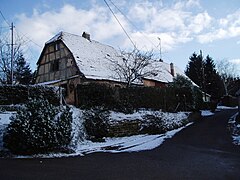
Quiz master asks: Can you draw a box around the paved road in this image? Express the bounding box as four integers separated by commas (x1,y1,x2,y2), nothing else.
0,109,240,179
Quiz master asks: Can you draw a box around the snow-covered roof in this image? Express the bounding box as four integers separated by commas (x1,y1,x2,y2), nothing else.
46,32,187,84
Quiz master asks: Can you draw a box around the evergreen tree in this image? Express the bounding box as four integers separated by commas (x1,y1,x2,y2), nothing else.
3,97,73,155
14,54,33,85
204,56,224,99
185,51,224,100
185,52,204,87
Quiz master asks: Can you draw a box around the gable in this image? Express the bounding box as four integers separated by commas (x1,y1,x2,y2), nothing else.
35,40,80,83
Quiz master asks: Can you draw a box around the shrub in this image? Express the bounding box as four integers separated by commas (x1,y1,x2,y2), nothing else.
140,114,165,135
3,98,72,155
83,107,110,142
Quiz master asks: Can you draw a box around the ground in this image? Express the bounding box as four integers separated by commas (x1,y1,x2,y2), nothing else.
0,108,239,179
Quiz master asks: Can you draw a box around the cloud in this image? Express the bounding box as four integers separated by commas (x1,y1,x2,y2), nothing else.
197,10,240,43
185,0,201,8
14,0,240,59
229,58,240,65
187,11,212,33
16,4,128,50
173,0,201,10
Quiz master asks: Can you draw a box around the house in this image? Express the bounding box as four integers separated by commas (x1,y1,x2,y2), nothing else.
35,31,191,105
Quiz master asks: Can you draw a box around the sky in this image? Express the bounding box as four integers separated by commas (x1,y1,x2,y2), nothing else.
0,0,240,73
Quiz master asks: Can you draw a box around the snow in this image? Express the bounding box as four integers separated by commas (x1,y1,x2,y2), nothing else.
0,107,192,158
0,112,15,149
36,79,62,85
232,135,240,145
45,32,188,84
109,110,188,122
70,106,86,148
0,112,13,125
217,106,238,110
201,110,214,116
228,113,240,146
75,123,192,155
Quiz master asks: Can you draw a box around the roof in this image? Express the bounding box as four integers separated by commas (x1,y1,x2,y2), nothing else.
45,32,187,84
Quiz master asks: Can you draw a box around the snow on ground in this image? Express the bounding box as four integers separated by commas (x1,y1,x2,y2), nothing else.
0,112,15,149
229,113,240,146
74,123,192,155
0,107,192,158
0,112,13,125
201,110,214,116
217,106,238,110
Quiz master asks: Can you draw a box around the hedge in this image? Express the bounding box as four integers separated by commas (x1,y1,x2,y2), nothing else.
0,85,60,105
77,83,202,112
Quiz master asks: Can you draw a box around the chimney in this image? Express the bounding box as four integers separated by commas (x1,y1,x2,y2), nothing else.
170,63,175,77
82,31,91,41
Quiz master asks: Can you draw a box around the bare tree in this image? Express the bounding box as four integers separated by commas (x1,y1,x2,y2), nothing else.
111,48,159,87
216,60,237,95
0,33,24,84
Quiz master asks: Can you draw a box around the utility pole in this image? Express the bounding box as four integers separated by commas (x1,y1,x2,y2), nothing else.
10,22,14,85
200,50,207,102
157,37,162,61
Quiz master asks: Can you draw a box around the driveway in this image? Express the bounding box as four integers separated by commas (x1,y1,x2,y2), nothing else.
0,109,239,179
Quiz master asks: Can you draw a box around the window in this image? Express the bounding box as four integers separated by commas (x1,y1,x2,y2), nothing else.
50,59,59,72
55,43,60,51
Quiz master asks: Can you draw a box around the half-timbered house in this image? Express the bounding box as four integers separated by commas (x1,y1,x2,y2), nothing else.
35,31,190,105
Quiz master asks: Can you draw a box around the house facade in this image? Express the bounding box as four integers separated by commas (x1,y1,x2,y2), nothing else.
35,31,190,105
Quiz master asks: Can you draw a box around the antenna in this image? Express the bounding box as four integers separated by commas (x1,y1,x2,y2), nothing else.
157,37,162,61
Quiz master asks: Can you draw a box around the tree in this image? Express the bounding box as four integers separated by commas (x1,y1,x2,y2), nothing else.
170,74,203,110
111,48,159,87
204,56,224,99
3,97,72,155
0,33,32,84
185,52,204,87
216,60,238,95
185,51,224,99
14,53,33,84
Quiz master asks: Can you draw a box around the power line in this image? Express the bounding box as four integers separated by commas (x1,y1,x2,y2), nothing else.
107,0,158,49
0,9,41,49
0,10,10,26
15,28,42,48
104,0,136,49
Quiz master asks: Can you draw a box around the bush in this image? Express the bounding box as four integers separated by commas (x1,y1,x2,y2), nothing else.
140,114,165,135
3,98,72,155
83,107,110,142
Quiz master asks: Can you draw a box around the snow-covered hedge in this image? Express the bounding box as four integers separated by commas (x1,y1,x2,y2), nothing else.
83,108,190,139
83,108,110,142
3,98,72,155
0,85,60,105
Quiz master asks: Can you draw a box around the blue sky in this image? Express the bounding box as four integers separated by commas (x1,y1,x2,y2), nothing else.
1,0,240,73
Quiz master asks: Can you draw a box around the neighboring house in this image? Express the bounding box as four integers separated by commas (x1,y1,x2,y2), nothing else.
35,31,191,105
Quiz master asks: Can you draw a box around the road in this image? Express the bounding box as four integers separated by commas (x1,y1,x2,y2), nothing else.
0,109,240,179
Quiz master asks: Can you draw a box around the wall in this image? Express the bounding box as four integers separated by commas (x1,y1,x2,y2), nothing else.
36,41,79,84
